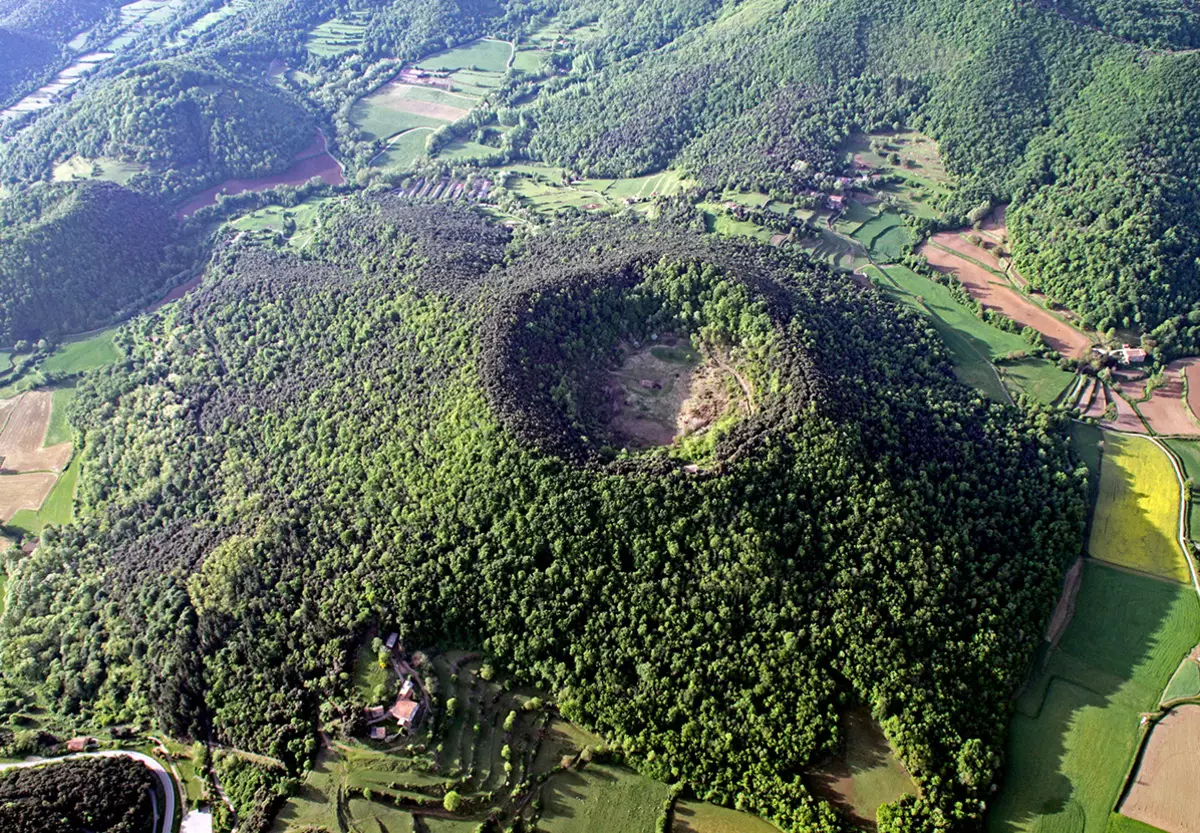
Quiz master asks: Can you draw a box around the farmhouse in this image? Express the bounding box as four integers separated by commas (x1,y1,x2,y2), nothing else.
390,699,421,728
1117,345,1147,365
827,194,845,210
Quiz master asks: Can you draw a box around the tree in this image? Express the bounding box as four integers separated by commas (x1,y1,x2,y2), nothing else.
443,790,462,813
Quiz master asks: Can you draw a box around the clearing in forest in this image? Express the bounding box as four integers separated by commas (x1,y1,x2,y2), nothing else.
602,338,751,449
1118,705,1200,833
806,708,916,828
417,39,513,73
537,763,672,833
305,14,367,57
1088,434,1188,584
989,561,1200,833
352,81,476,142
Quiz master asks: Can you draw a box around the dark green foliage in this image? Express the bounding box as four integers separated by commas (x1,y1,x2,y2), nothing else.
0,202,1085,832
0,60,316,200
0,755,156,833
213,754,291,833
0,28,57,106
0,181,176,344
0,0,122,42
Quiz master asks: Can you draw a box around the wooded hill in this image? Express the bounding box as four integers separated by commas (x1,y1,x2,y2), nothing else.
0,60,316,200
0,755,156,833
0,181,176,344
515,0,1200,346
0,202,1086,833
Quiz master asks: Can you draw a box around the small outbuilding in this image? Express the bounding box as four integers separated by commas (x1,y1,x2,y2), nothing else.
66,736,97,753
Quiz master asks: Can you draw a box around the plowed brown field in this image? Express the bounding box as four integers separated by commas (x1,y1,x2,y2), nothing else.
0,472,57,522
921,238,1092,359
1135,360,1200,436
0,391,71,472
1119,705,1200,833
1110,390,1149,434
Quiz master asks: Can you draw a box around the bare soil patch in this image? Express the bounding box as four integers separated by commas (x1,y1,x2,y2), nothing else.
937,232,1005,272
177,132,345,218
1119,705,1200,833
603,338,748,449
372,83,471,121
1084,383,1109,419
0,392,71,473
1109,390,1149,434
0,473,58,522
1046,556,1084,646
1133,360,1200,436
921,239,1092,359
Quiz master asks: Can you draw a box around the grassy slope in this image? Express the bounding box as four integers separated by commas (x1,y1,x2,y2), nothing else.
989,561,1200,833
539,763,671,833
1089,434,1189,584
44,385,75,446
5,453,80,536
1164,438,1200,541
40,329,120,377
417,39,511,73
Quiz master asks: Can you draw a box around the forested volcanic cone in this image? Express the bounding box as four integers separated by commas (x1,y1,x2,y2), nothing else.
0,199,1086,832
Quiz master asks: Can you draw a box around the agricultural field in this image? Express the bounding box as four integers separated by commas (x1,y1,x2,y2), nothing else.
416,38,513,73
921,235,1093,359
989,561,1200,833
849,210,912,261
305,14,368,57
170,0,250,43
1160,646,1200,705
998,360,1077,406
353,81,477,143
807,709,916,828
370,128,435,171
1117,705,1200,833
39,328,121,379
1088,434,1189,584
229,197,330,249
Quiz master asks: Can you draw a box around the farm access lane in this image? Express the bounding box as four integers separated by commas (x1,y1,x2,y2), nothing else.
0,748,177,833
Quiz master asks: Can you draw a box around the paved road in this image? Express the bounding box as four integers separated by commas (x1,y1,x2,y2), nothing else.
0,749,176,833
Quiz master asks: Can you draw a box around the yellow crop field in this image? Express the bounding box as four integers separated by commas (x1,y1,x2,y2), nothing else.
1088,434,1189,583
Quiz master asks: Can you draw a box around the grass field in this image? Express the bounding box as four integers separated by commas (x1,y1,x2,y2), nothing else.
417,38,512,72
371,128,434,171
52,156,145,185
229,197,329,248
673,800,781,833
40,328,121,377
1089,434,1189,584
306,15,367,57
1165,439,1200,541
989,561,1200,833
44,386,75,446
999,360,1077,406
1072,423,1105,531
539,763,671,833
866,265,1020,400
850,210,911,261
1161,653,1200,704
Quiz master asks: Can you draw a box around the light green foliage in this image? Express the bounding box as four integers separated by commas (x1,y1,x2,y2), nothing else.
539,763,672,833
417,39,512,73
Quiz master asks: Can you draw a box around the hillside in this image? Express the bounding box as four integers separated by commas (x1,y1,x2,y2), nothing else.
0,200,1086,831
0,28,57,106
0,0,122,42
0,181,175,344
516,0,1200,344
0,60,317,199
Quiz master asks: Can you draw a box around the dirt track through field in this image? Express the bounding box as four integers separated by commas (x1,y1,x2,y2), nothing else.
0,392,71,472
1119,705,1200,833
0,472,58,521
921,239,1092,359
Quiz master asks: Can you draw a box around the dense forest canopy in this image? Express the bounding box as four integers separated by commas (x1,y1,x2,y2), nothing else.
0,201,1086,832
0,755,156,833
0,181,177,344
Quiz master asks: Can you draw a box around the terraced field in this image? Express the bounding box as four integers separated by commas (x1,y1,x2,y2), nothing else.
306,14,368,57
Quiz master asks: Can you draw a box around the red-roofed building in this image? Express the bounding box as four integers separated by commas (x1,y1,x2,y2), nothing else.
390,699,421,728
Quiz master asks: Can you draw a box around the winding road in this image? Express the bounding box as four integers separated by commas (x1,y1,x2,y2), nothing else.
0,749,176,833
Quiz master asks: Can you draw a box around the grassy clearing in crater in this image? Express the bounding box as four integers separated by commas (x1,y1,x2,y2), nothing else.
603,336,749,450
